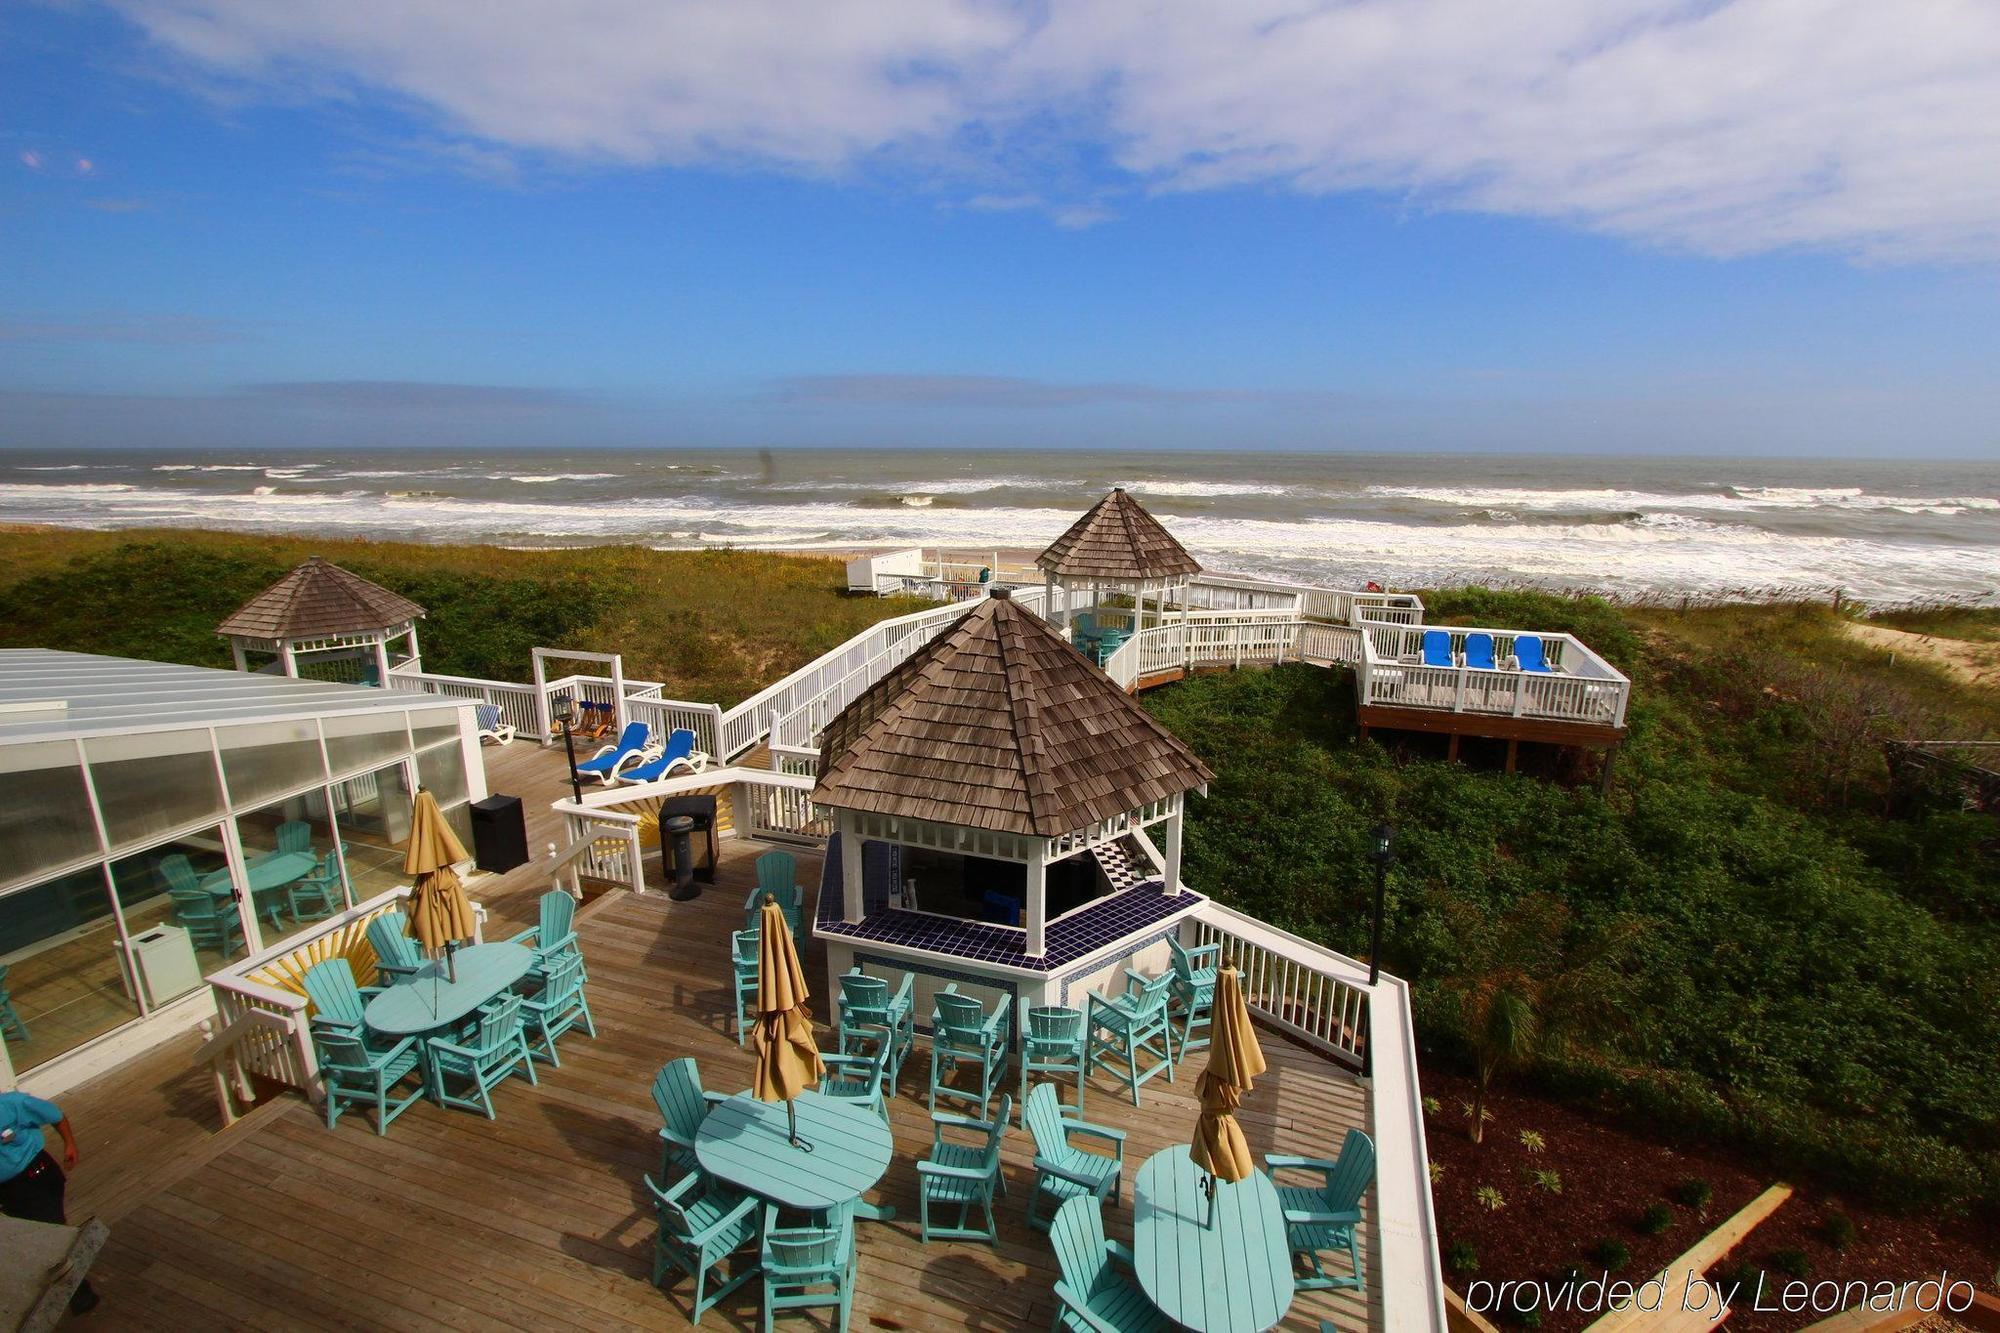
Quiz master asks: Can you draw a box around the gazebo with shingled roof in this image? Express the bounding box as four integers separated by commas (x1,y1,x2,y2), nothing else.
812,585,1213,962
1038,487,1202,644
217,556,426,686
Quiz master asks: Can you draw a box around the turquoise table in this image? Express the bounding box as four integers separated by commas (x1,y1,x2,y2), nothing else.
1133,1146,1295,1333
203,851,317,928
696,1091,895,1221
363,942,534,1037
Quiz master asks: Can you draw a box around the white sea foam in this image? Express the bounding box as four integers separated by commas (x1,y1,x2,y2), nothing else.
503,472,621,483
1367,483,2000,515
1122,480,1290,497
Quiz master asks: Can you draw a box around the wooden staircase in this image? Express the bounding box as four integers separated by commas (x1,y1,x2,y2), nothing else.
1585,1184,1794,1333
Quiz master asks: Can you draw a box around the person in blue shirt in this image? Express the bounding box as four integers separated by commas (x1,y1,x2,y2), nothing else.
0,1089,98,1314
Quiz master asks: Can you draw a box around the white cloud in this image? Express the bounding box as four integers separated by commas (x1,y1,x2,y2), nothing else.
114,0,2000,260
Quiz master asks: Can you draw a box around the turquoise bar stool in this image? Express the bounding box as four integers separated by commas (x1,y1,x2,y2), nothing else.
1167,937,1220,1057
1019,1005,1087,1123
1085,970,1177,1106
836,968,915,1096
729,929,759,1046
928,986,1011,1118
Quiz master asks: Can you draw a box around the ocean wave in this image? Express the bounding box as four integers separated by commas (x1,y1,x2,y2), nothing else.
1122,480,1290,497
1370,482,2000,516
0,482,139,496
152,463,263,472
503,472,620,483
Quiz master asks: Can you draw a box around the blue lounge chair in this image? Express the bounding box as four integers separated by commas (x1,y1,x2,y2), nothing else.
1514,634,1552,672
761,1201,857,1331
1464,632,1497,670
616,728,708,784
1268,1128,1377,1291
1421,629,1454,668
1049,1194,1171,1332
573,721,653,785
647,1171,761,1326
917,1093,1012,1244
425,992,537,1118
475,702,515,745
1024,1083,1125,1231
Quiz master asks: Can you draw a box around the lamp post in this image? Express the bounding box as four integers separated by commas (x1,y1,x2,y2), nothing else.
1367,822,1395,987
554,699,583,805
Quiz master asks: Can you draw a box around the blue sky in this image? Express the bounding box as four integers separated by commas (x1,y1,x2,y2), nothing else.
3,1,1999,456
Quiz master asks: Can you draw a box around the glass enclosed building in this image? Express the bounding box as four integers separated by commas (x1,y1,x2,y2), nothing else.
0,649,485,1092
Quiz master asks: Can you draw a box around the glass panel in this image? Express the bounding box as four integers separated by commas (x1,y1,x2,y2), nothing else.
232,794,343,951
322,709,410,777
0,865,141,1073
409,707,463,751
84,729,225,853
107,829,243,990
329,763,415,901
0,740,102,892
416,742,469,809
217,719,327,808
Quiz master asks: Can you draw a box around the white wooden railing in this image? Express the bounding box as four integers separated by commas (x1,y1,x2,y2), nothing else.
545,766,832,891
388,664,546,738
1187,900,1447,1333
1357,624,1631,727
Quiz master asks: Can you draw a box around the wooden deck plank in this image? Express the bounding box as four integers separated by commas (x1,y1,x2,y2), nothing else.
63,820,1381,1332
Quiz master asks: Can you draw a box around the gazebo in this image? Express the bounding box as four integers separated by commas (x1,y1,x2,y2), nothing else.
810,587,1214,1014
217,557,425,687
1037,487,1202,644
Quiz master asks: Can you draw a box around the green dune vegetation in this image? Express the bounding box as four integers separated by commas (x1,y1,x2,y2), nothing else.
2,529,1993,1213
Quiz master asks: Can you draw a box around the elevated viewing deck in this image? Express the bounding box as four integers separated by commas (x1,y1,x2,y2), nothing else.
65,831,1401,1332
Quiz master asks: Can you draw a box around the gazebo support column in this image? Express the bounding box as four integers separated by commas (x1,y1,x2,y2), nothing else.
1162,802,1184,895
1024,851,1047,957
840,813,866,924
372,636,393,688
230,641,249,673
278,639,298,678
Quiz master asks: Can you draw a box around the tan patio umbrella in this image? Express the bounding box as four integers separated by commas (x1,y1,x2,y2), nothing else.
752,894,825,1149
404,788,475,981
1191,965,1267,1216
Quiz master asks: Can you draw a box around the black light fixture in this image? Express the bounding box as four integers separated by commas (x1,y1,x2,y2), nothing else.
554,697,583,804
1367,822,1396,987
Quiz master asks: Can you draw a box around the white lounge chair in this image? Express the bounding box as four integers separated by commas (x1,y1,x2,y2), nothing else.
475,703,516,746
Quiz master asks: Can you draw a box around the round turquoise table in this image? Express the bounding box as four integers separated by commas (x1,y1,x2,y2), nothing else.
696,1091,896,1220
363,942,535,1037
1132,1145,1295,1333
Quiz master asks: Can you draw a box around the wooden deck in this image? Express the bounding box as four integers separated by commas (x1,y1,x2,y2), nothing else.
57,823,1380,1332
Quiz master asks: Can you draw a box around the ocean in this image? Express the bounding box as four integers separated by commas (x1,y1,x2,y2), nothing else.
1,448,1994,605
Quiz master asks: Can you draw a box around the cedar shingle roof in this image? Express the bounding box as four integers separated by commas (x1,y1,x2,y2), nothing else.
812,588,1213,838
216,557,425,640
1036,488,1201,581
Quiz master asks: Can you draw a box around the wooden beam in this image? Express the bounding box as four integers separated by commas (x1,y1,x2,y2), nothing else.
1357,703,1625,749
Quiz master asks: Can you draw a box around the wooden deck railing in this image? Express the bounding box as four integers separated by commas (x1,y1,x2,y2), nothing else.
546,766,832,891
1357,624,1632,727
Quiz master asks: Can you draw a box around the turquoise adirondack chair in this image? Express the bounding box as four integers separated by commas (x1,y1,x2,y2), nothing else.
1267,1128,1376,1291
745,849,805,948
288,844,348,922
835,969,914,1096
1085,970,1177,1106
760,1201,857,1332
301,958,382,1037
730,929,760,1046
424,992,537,1118
652,1057,728,1179
0,965,28,1042
1023,1083,1126,1232
1167,937,1220,1056
273,819,313,856
365,911,426,984
646,1171,761,1326
316,1028,426,1135
509,889,585,983
818,1050,886,1120
916,1093,1012,1244
167,886,245,960
1019,1005,1087,1124
1049,1194,1173,1333
521,951,597,1066
928,987,1011,1118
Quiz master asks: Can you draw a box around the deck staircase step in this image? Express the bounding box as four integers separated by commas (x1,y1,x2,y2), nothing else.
1091,838,1155,892
1585,1183,1793,1333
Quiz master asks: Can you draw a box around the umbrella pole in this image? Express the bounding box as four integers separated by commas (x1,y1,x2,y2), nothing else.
1202,1168,1217,1228
786,1098,813,1153
446,939,458,984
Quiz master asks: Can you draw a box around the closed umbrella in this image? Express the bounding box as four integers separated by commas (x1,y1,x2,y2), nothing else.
1191,964,1266,1222
752,894,825,1149
404,788,475,982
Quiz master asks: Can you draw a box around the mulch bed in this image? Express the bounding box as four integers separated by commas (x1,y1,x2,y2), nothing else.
1420,1062,1998,1332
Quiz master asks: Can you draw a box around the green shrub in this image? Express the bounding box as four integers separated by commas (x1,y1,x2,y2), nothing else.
1591,1239,1632,1272
1637,1202,1675,1236
1447,1240,1479,1275
1672,1179,1714,1212
1769,1248,1811,1279
1822,1210,1856,1250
